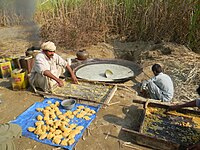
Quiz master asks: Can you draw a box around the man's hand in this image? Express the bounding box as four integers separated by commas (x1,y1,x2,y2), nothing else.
56,78,64,87
66,64,79,84
71,74,79,84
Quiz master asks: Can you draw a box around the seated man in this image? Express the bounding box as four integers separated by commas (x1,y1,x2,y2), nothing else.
141,64,174,102
30,41,78,92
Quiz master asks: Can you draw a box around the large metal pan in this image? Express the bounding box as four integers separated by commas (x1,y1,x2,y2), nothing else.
73,58,142,83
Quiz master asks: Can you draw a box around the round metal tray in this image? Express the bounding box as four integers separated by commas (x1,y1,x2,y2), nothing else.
74,59,142,83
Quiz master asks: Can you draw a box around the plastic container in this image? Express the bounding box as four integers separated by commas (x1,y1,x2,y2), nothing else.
61,99,76,110
11,69,28,90
0,61,12,78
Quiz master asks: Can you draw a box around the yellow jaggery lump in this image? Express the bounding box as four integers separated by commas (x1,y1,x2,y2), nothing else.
35,121,44,126
68,132,76,139
36,108,43,112
43,115,50,121
73,110,79,115
39,133,47,140
64,111,72,116
56,134,63,139
84,108,90,112
46,125,50,131
43,111,50,116
49,110,55,115
60,138,69,146
49,112,56,117
46,119,54,126
58,114,65,120
77,105,84,110
87,113,93,116
62,131,70,137
28,127,35,132
83,116,91,120
47,101,52,104
68,114,74,119
54,129,62,135
59,125,67,132
56,110,62,116
76,113,84,119
63,128,72,133
54,107,59,111
54,120,62,127
50,127,56,133
61,121,69,126
45,106,51,111
90,110,96,114
41,125,47,132
76,126,84,131
37,115,43,121
47,132,54,140
69,124,77,129
68,138,75,145
65,118,70,122
70,129,80,135
50,114,57,119
34,128,44,136
55,101,60,107
52,136,61,145
76,109,82,112
80,111,87,116
43,109,50,114
50,104,57,109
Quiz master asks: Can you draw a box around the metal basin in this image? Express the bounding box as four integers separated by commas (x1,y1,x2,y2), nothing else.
74,58,142,83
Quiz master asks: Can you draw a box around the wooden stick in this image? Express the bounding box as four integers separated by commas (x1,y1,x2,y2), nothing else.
107,101,120,106
104,85,117,104
144,99,149,109
122,143,142,150
36,90,108,106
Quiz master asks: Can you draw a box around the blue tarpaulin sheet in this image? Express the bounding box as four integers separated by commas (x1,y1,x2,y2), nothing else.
11,98,101,150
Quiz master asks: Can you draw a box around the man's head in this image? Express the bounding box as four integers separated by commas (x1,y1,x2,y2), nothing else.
41,41,56,58
152,64,162,76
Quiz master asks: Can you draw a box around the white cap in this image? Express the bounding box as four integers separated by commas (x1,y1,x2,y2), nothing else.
41,41,56,51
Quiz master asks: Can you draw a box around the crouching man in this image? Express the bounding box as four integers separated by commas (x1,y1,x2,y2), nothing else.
141,64,174,102
30,41,78,92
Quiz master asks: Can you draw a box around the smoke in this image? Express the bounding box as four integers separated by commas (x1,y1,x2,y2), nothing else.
0,0,36,21
0,0,40,46
15,0,36,21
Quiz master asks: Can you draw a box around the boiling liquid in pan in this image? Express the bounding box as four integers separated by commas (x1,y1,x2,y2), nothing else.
75,64,134,82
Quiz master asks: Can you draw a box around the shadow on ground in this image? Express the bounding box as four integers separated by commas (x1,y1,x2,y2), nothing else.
103,104,144,142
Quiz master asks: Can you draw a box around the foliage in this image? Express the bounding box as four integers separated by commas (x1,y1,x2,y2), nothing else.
0,0,199,51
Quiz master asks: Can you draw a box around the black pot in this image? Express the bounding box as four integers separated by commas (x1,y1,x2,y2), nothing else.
76,49,89,60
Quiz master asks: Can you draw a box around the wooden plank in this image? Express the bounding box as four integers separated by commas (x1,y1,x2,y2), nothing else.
36,90,108,106
122,128,180,150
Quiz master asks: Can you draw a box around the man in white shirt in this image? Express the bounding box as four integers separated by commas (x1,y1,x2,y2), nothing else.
141,64,174,102
30,41,78,92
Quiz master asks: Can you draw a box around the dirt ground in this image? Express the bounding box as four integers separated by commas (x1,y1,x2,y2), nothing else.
0,24,200,150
